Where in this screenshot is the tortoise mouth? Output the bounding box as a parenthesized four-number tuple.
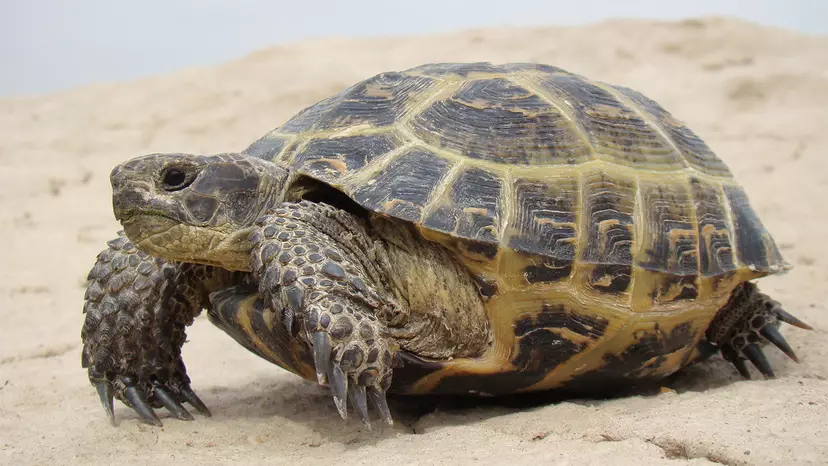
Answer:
(121, 213, 179, 243)
(120, 213, 254, 271)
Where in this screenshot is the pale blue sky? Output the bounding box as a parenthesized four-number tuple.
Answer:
(1, 0, 826, 97)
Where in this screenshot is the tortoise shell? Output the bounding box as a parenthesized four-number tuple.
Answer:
(242, 62, 788, 395)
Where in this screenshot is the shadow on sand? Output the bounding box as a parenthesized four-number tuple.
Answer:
(185, 352, 779, 443)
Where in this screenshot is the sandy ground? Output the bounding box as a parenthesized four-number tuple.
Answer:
(1, 16, 827, 466)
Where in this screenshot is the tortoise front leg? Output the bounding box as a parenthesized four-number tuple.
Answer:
(250, 201, 404, 427)
(81, 232, 233, 426)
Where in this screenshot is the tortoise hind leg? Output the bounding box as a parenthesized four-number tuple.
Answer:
(706, 282, 813, 379)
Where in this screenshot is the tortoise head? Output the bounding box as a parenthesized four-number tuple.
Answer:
(110, 152, 290, 270)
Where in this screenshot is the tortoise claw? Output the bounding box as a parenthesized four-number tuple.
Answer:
(367, 387, 393, 426)
(329, 362, 349, 420)
(720, 344, 754, 380)
(180, 385, 212, 417)
(732, 358, 752, 380)
(775, 308, 813, 331)
(313, 332, 332, 385)
(742, 343, 775, 379)
(760, 324, 800, 363)
(348, 384, 371, 429)
(283, 308, 296, 335)
(153, 385, 194, 421)
(124, 385, 163, 427)
(94, 381, 116, 425)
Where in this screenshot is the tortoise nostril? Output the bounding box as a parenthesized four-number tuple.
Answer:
(112, 186, 147, 221)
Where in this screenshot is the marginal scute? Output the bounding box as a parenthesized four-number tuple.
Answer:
(580, 170, 636, 294)
(689, 177, 736, 276)
(472, 275, 498, 300)
(508, 176, 579, 284)
(523, 264, 571, 284)
(510, 323, 584, 378)
(517, 304, 609, 340)
(409, 78, 592, 165)
(723, 185, 787, 273)
(632, 179, 700, 306)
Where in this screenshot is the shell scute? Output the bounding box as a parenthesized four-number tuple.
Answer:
(405, 62, 507, 77)
(292, 133, 401, 179)
(351, 147, 452, 222)
(408, 78, 591, 165)
(613, 85, 732, 177)
(421, 167, 503, 249)
(280, 72, 437, 133)
(243, 131, 292, 160)
(532, 74, 686, 170)
(689, 177, 737, 276)
(509, 176, 579, 284)
(636, 181, 699, 275)
(630, 179, 701, 307)
(723, 184, 788, 273)
(578, 170, 636, 294)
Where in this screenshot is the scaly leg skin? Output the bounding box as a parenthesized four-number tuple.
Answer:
(81, 231, 232, 426)
(250, 201, 403, 428)
(705, 281, 813, 379)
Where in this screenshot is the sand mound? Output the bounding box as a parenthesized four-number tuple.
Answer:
(1, 16, 826, 465)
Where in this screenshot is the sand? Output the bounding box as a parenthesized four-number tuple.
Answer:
(1, 16, 827, 466)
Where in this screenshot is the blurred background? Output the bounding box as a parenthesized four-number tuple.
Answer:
(1, 0, 825, 97)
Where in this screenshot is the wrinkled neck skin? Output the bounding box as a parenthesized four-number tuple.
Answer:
(368, 216, 490, 359)
(111, 152, 293, 272)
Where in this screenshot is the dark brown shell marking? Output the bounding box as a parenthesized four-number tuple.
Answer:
(391, 304, 609, 395)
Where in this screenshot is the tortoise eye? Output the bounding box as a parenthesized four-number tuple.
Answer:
(161, 167, 193, 191)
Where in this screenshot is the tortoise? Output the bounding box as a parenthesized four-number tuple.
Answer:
(81, 62, 812, 428)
